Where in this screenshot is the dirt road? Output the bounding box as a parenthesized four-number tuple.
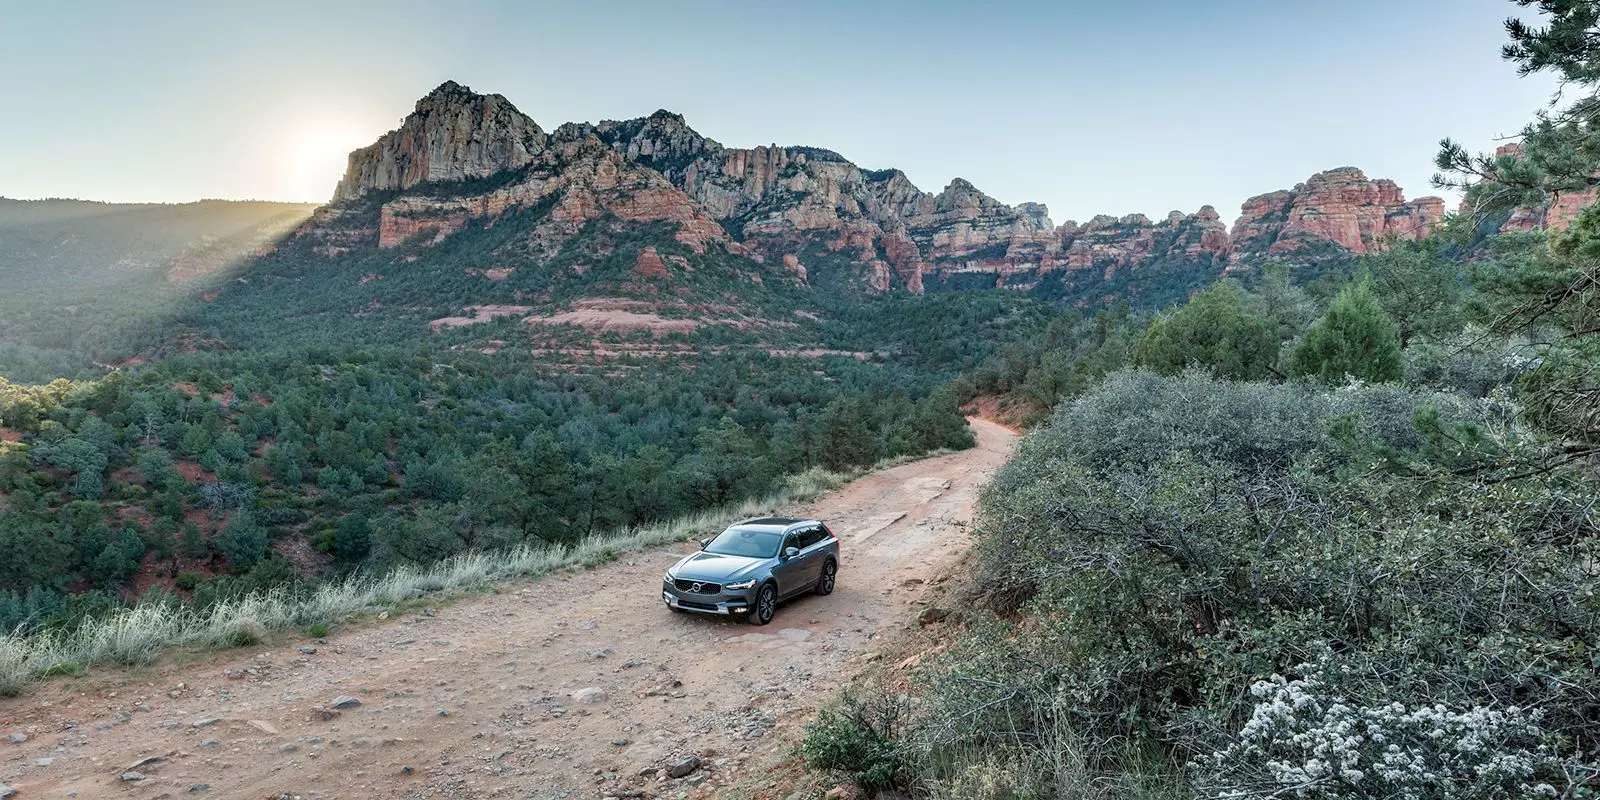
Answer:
(0, 420, 1017, 800)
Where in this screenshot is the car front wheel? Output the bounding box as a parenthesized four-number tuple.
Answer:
(749, 583, 777, 625)
(815, 560, 837, 595)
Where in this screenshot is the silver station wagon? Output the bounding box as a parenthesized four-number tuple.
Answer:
(662, 517, 839, 625)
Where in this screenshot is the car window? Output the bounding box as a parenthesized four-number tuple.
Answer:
(704, 528, 781, 558)
(806, 524, 832, 550)
(783, 531, 807, 553)
(788, 525, 825, 550)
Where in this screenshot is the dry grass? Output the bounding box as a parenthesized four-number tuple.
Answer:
(0, 464, 859, 694)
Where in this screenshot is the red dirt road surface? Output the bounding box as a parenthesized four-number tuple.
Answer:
(0, 420, 1018, 799)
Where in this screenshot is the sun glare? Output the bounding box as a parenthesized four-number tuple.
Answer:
(286, 123, 370, 202)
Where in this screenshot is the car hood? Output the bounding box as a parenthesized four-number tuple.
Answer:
(672, 551, 767, 582)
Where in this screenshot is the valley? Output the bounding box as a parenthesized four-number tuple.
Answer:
(4, 3, 1600, 795)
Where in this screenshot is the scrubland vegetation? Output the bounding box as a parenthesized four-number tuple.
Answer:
(0, 464, 855, 695)
(801, 4, 1600, 796)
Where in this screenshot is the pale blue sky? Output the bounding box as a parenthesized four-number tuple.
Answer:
(0, 0, 1560, 223)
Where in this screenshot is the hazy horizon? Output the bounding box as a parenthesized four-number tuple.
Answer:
(1, 0, 1561, 223)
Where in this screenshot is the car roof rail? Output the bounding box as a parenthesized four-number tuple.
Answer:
(730, 515, 818, 529)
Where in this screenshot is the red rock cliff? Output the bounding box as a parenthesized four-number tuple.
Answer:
(332, 81, 549, 202)
(1228, 167, 1445, 267)
(303, 82, 1455, 303)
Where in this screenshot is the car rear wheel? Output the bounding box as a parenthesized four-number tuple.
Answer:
(749, 583, 777, 625)
(815, 560, 837, 595)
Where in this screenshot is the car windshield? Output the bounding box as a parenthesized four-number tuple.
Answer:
(704, 527, 782, 558)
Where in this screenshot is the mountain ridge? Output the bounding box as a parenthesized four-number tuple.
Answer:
(309, 81, 1453, 306)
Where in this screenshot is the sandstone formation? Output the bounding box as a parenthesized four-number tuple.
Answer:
(633, 246, 668, 280)
(580, 110, 1062, 293)
(1227, 167, 1444, 268)
(315, 85, 732, 265)
(305, 81, 1451, 304)
(333, 81, 547, 202)
(1051, 208, 1231, 280)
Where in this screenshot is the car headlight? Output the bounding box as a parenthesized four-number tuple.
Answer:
(664, 571, 676, 583)
(724, 579, 756, 590)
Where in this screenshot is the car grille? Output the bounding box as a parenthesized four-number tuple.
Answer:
(674, 579, 722, 594)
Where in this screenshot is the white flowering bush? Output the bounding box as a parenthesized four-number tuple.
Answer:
(1196, 675, 1559, 800)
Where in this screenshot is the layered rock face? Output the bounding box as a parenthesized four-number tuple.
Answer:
(577, 113, 1065, 292)
(332, 81, 548, 202)
(305, 81, 1448, 302)
(1056, 208, 1231, 278)
(312, 84, 729, 264)
(1228, 167, 1444, 268)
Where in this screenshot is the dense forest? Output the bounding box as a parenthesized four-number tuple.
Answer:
(799, 4, 1600, 797)
(0, 345, 982, 635)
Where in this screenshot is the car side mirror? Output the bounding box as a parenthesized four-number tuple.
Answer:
(783, 546, 800, 560)
(699, 538, 711, 550)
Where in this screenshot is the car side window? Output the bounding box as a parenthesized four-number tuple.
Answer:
(784, 530, 809, 553)
(795, 525, 823, 550)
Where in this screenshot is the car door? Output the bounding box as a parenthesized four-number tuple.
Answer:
(773, 529, 815, 598)
(793, 525, 828, 592)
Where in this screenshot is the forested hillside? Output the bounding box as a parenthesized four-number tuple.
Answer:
(799, 4, 1600, 797)
(0, 198, 316, 382)
(0, 344, 979, 634)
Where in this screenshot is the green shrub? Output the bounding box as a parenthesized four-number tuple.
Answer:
(1287, 280, 1404, 384)
(799, 689, 911, 792)
(929, 371, 1597, 796)
(1135, 283, 1280, 380)
(216, 511, 268, 570)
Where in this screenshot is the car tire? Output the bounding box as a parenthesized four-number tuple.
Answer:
(815, 559, 837, 596)
(749, 583, 777, 626)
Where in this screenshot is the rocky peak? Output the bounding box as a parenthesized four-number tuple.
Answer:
(1228, 167, 1444, 267)
(932, 178, 1007, 215)
(331, 81, 548, 202)
(1016, 202, 1054, 230)
(591, 110, 717, 170)
(417, 80, 476, 107)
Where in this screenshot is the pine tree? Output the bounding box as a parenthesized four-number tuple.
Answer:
(216, 511, 268, 570)
(333, 513, 372, 564)
(816, 397, 878, 471)
(1136, 283, 1280, 380)
(1434, 2, 1600, 445)
(1361, 241, 1464, 347)
(1288, 281, 1405, 385)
